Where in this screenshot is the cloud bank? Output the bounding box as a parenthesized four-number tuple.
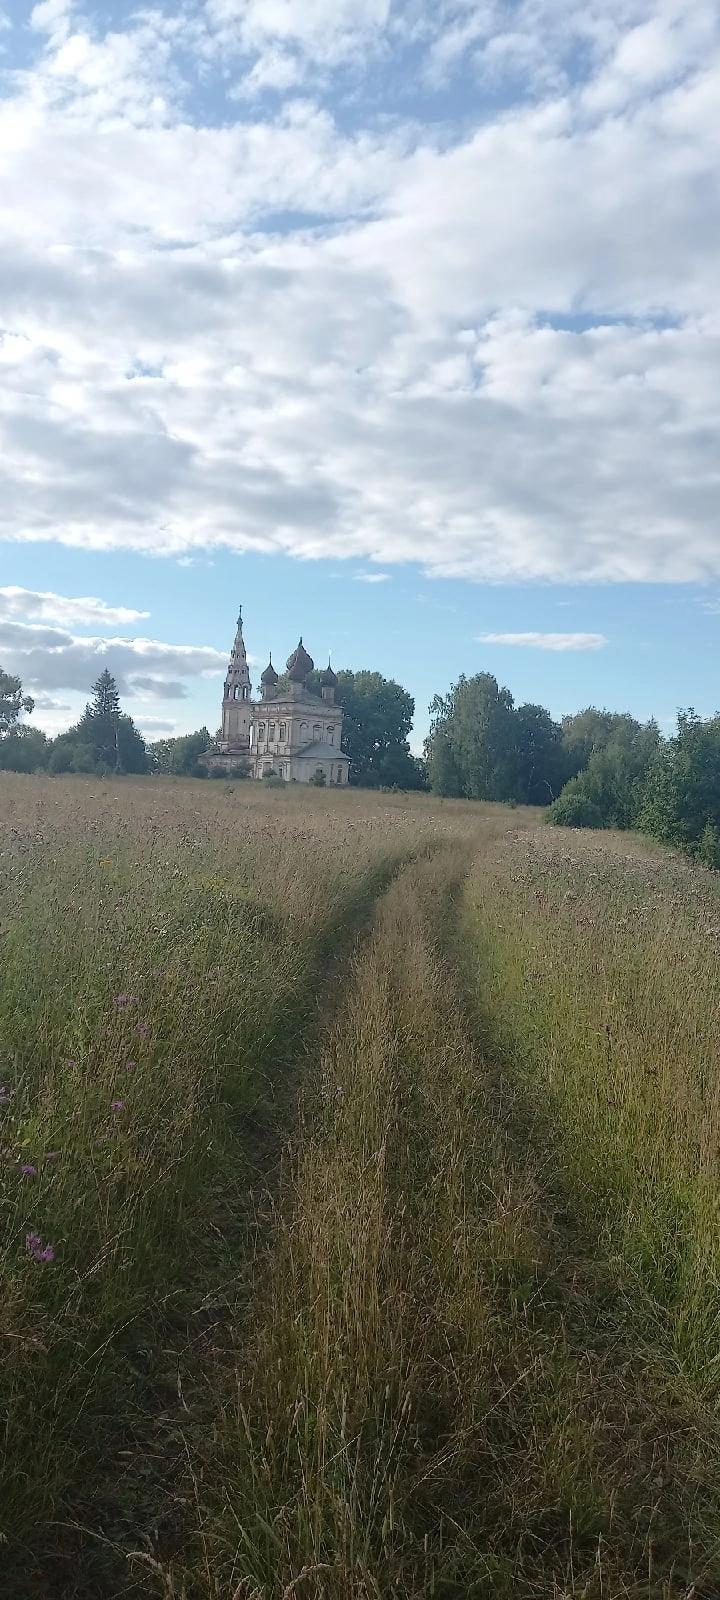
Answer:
(0, 0, 719, 584)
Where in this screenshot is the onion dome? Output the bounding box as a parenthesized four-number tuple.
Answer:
(286, 637, 314, 682)
(260, 655, 279, 687)
(320, 658, 338, 688)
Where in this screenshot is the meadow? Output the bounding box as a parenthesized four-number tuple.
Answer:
(2, 772, 720, 1598)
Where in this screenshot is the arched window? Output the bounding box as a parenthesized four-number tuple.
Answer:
(258, 722, 266, 739)
(269, 723, 276, 740)
(313, 723, 321, 741)
(279, 722, 286, 741)
(300, 721, 308, 739)
(328, 726, 335, 744)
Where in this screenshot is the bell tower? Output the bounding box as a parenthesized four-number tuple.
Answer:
(221, 605, 252, 750)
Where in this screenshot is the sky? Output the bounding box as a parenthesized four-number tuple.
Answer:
(1, 0, 719, 750)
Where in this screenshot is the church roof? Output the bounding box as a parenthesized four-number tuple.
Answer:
(320, 659, 338, 688)
(297, 740, 349, 761)
(286, 637, 314, 681)
(260, 656, 278, 686)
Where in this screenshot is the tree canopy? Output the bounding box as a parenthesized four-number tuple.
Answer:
(0, 667, 34, 735)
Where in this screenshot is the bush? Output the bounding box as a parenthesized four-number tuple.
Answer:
(548, 787, 605, 829)
(262, 772, 285, 788)
(308, 770, 327, 787)
(698, 823, 720, 871)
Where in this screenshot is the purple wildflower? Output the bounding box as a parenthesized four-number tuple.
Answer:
(113, 994, 138, 1010)
(26, 1232, 54, 1264)
(111, 1099, 125, 1112)
(20, 1163, 37, 1178)
(44, 1151, 60, 1162)
(67, 1060, 78, 1071)
(125, 1060, 137, 1071)
(136, 1022, 150, 1039)
(0, 1087, 13, 1105)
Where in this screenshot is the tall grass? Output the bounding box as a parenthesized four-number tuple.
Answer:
(463, 824, 720, 1381)
(191, 841, 720, 1599)
(0, 774, 501, 1594)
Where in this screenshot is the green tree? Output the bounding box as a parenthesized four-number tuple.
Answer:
(561, 708, 641, 777)
(0, 666, 34, 734)
(427, 674, 516, 801)
(425, 724, 463, 796)
(0, 727, 51, 773)
(54, 671, 148, 776)
(149, 728, 210, 776)
(550, 717, 660, 830)
(513, 703, 567, 805)
(639, 711, 720, 854)
(330, 670, 419, 788)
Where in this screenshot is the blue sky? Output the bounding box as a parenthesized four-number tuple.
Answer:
(1, 0, 719, 750)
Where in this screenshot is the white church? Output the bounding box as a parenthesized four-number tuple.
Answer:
(202, 608, 351, 785)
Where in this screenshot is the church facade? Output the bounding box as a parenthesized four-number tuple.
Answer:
(201, 608, 351, 785)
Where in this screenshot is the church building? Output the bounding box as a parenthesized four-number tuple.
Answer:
(201, 608, 351, 785)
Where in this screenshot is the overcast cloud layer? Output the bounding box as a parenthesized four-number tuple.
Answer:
(0, 0, 719, 584)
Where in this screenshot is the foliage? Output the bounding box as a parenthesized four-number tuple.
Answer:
(639, 711, 720, 856)
(560, 706, 641, 775)
(308, 767, 327, 785)
(513, 701, 568, 804)
(330, 669, 423, 789)
(547, 783, 605, 828)
(53, 670, 148, 776)
(427, 674, 566, 803)
(0, 665, 34, 734)
(0, 725, 51, 772)
(149, 727, 211, 776)
(549, 716, 660, 830)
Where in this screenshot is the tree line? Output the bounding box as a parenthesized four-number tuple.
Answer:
(3, 658, 720, 863)
(0, 664, 424, 789)
(425, 672, 720, 865)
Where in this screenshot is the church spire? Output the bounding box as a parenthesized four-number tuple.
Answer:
(224, 603, 251, 704)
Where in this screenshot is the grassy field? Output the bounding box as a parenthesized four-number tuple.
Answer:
(2, 773, 720, 1597)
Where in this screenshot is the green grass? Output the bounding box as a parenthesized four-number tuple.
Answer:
(3, 774, 720, 1597)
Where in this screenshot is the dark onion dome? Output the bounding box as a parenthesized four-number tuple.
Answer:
(260, 656, 279, 686)
(320, 658, 338, 688)
(286, 637, 314, 681)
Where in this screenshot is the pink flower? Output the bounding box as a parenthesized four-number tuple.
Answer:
(26, 1232, 54, 1264)
(20, 1163, 37, 1178)
(44, 1151, 60, 1162)
(111, 1099, 125, 1112)
(125, 1060, 137, 1071)
(67, 1060, 78, 1071)
(136, 1022, 150, 1039)
(113, 994, 138, 1010)
(0, 1087, 13, 1105)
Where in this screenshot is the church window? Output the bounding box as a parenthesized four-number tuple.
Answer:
(279, 722, 286, 740)
(258, 722, 266, 739)
(313, 723, 321, 741)
(300, 721, 308, 738)
(269, 723, 276, 739)
(328, 726, 334, 744)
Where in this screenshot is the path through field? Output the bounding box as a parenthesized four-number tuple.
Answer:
(2, 778, 720, 1598)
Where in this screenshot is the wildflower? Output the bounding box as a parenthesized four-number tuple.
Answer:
(67, 1060, 78, 1070)
(111, 1099, 125, 1112)
(0, 1087, 13, 1105)
(113, 994, 138, 1010)
(136, 1022, 150, 1039)
(44, 1151, 60, 1162)
(125, 1060, 137, 1071)
(26, 1233, 54, 1264)
(20, 1164, 37, 1178)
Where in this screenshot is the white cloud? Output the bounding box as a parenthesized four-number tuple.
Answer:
(477, 632, 609, 651)
(0, 586, 149, 627)
(0, 619, 227, 699)
(355, 572, 390, 583)
(0, 0, 719, 589)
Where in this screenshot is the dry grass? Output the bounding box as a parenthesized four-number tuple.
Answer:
(3, 774, 720, 1598)
(464, 825, 720, 1379)
(0, 773, 521, 1597)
